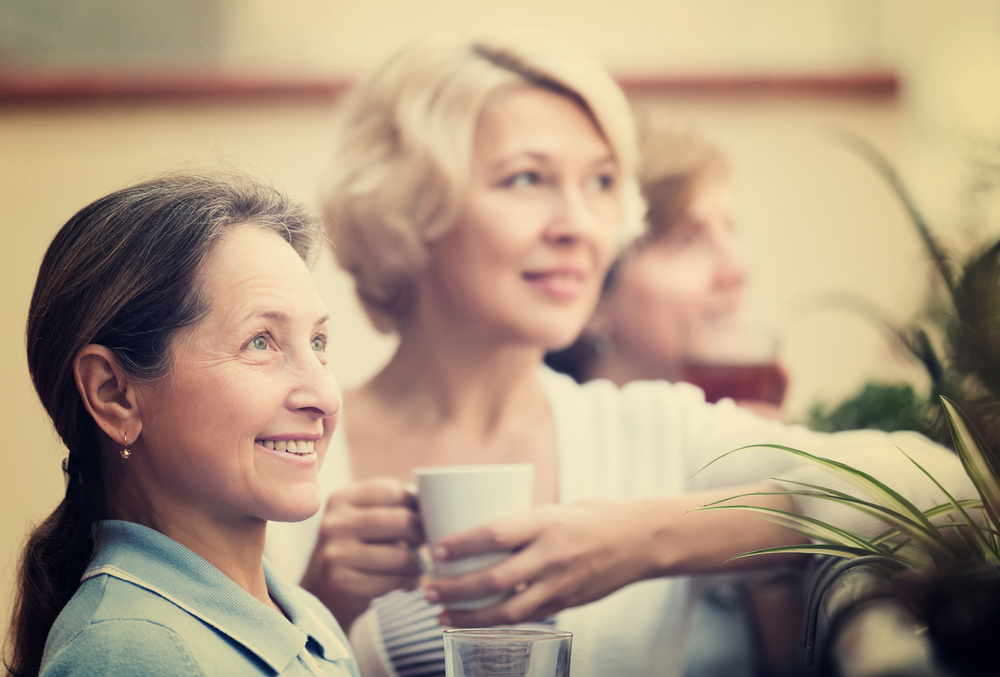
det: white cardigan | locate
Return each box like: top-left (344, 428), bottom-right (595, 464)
top-left (266, 368), bottom-right (974, 677)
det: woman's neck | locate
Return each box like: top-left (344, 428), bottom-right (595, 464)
top-left (108, 485), bottom-right (277, 613)
top-left (344, 312), bottom-right (560, 505)
top-left (366, 323), bottom-right (546, 436)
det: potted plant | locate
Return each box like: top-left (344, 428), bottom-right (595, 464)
top-left (700, 394), bottom-right (1000, 676)
top-left (700, 137), bottom-right (1000, 676)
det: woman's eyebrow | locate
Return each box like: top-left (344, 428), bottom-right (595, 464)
top-left (242, 310), bottom-right (331, 327)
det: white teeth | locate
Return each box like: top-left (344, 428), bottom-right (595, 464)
top-left (257, 439), bottom-right (315, 455)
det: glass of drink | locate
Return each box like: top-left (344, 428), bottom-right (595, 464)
top-left (443, 629), bottom-right (572, 677)
top-left (680, 320), bottom-right (788, 407)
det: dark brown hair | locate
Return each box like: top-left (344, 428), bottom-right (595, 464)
top-left (5, 172), bottom-right (319, 677)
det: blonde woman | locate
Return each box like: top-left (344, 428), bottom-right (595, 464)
top-left (266, 32), bottom-right (971, 677)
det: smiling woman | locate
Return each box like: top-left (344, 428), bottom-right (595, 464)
top-left (7, 173), bottom-right (356, 677)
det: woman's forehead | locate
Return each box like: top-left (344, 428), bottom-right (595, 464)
top-left (473, 86), bottom-right (612, 162)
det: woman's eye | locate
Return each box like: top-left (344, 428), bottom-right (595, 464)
top-left (588, 174), bottom-right (615, 192)
top-left (504, 171), bottom-right (541, 188)
top-left (311, 336), bottom-right (327, 352)
top-left (665, 227), bottom-right (698, 249)
top-left (250, 336), bottom-right (270, 351)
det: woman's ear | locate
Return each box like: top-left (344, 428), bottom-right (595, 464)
top-left (74, 345), bottom-right (141, 447)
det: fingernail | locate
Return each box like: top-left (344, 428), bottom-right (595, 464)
top-left (424, 588), bottom-right (440, 604)
top-left (433, 545), bottom-right (448, 561)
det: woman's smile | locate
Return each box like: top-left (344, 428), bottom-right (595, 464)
top-left (256, 438), bottom-right (320, 456)
top-left (522, 266), bottom-right (588, 302)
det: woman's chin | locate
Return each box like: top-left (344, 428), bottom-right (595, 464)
top-left (263, 491), bottom-right (322, 524)
top-left (540, 327), bottom-right (589, 352)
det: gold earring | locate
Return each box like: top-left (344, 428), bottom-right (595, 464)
top-left (121, 433), bottom-right (131, 459)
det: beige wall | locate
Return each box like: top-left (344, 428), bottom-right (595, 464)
top-left (4, 0), bottom-right (1000, 645)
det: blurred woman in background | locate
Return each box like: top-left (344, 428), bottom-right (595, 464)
top-left (265, 31), bottom-right (971, 677)
top-left (546, 125), bottom-right (787, 418)
top-left (7, 173), bottom-right (353, 676)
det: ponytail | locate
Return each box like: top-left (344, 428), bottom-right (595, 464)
top-left (7, 481), bottom-right (105, 676)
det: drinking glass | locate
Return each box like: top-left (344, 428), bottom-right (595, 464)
top-left (680, 321), bottom-right (787, 407)
top-left (443, 629), bottom-right (572, 677)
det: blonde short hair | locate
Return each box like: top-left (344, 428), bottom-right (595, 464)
top-left (637, 121), bottom-right (729, 242)
top-left (322, 31), bottom-right (643, 333)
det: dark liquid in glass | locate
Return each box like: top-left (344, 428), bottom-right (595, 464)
top-left (681, 361), bottom-right (788, 406)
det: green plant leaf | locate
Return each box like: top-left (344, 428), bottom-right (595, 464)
top-left (698, 444), bottom-right (940, 532)
top-left (694, 503), bottom-right (885, 553)
top-left (897, 447), bottom-right (999, 562)
top-left (881, 542), bottom-right (936, 568)
top-left (940, 396), bottom-right (1000, 531)
top-left (701, 481), bottom-right (955, 563)
top-left (792, 492), bottom-right (953, 561)
top-left (871, 499), bottom-right (984, 545)
top-left (726, 543), bottom-right (890, 562)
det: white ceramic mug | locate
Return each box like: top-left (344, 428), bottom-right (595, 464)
top-left (413, 463), bottom-right (534, 610)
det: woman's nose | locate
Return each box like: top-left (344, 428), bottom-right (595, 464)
top-left (545, 186), bottom-right (603, 244)
top-left (714, 231), bottom-right (748, 291)
top-left (286, 352), bottom-right (341, 419)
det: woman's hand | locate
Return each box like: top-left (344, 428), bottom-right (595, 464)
top-left (299, 478), bottom-right (424, 629)
top-left (424, 500), bottom-right (657, 626)
top-left (423, 485), bottom-right (809, 627)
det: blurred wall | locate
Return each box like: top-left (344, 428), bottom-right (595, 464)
top-left (4, 0), bottom-right (1000, 645)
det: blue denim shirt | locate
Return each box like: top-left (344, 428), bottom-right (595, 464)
top-left (41, 520), bottom-right (358, 676)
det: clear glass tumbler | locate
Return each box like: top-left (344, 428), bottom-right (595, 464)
top-left (443, 629), bottom-right (573, 677)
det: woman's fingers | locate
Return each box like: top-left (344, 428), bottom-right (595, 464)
top-left (426, 547), bottom-right (540, 604)
top-left (321, 504), bottom-right (424, 544)
top-left (424, 501), bottom-right (655, 626)
top-left (336, 477), bottom-right (419, 510)
top-left (326, 539), bottom-right (424, 576)
top-left (321, 478), bottom-right (424, 545)
top-left (329, 565), bottom-right (422, 599)
top-left (438, 579), bottom-right (559, 627)
top-left (432, 509), bottom-right (547, 561)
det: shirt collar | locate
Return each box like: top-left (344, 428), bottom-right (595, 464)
top-left (84, 520), bottom-right (351, 672)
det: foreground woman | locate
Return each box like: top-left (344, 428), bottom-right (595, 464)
top-left (265, 33), bottom-right (972, 677)
top-left (7, 174), bottom-right (356, 676)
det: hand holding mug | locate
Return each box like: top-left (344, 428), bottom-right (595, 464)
top-left (299, 477), bottom-right (424, 628)
top-left (413, 463), bottom-right (534, 610)
top-left (425, 500), bottom-right (657, 627)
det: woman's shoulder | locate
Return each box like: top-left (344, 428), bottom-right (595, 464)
top-left (537, 367), bottom-right (719, 499)
top-left (538, 365), bottom-right (712, 427)
top-left (42, 576), bottom-right (205, 676)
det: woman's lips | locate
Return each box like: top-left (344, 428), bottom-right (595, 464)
top-left (523, 269), bottom-right (586, 302)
